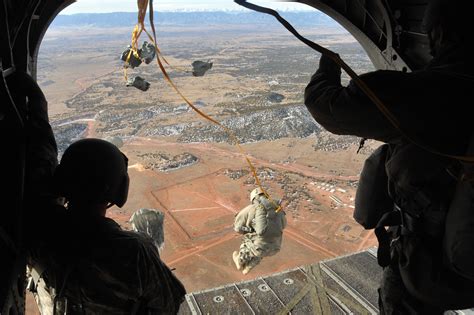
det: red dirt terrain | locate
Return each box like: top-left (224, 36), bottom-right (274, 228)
top-left (106, 137), bottom-right (378, 293)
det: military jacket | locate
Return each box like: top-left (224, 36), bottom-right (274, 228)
top-left (29, 208), bottom-right (185, 314)
top-left (234, 197), bottom-right (287, 254)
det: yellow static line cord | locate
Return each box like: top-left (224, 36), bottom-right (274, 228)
top-left (125, 0), bottom-right (282, 212)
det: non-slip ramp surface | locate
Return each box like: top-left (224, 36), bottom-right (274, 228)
top-left (178, 249), bottom-right (381, 314)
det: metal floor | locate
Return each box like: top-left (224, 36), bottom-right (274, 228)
top-left (178, 248), bottom-right (381, 314)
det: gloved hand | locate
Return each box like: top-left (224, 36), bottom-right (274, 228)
top-left (240, 226), bottom-right (252, 233)
top-left (318, 54), bottom-right (342, 76)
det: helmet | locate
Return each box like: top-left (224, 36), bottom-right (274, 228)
top-left (422, 0), bottom-right (442, 34)
top-left (250, 187), bottom-right (264, 203)
top-left (54, 138), bottom-right (129, 207)
top-left (421, 0), bottom-right (474, 56)
top-left (422, 0), bottom-right (474, 40)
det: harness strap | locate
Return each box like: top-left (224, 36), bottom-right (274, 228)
top-left (374, 200), bottom-right (447, 268)
top-left (374, 209), bottom-right (402, 267)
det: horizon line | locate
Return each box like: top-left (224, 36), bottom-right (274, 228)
top-left (59, 8), bottom-right (317, 16)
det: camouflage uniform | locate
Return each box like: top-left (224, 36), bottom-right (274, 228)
top-left (16, 71), bottom-right (185, 314)
top-left (233, 195), bottom-right (287, 273)
top-left (29, 206), bottom-right (186, 314)
top-left (305, 43), bottom-right (474, 312)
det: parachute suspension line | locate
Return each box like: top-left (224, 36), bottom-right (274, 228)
top-left (146, 0), bottom-right (189, 73)
top-left (126, 0), bottom-right (282, 212)
top-left (234, 0), bottom-right (474, 163)
top-left (123, 0), bottom-right (190, 81)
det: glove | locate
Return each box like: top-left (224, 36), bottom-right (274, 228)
top-left (318, 54), bottom-right (342, 76)
top-left (240, 226), bottom-right (252, 233)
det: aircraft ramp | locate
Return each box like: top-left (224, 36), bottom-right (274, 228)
top-left (178, 248), bottom-right (381, 314)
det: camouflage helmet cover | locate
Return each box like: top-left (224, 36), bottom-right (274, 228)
top-left (250, 187), bottom-right (264, 202)
top-left (54, 138), bottom-right (130, 207)
top-left (422, 0), bottom-right (474, 40)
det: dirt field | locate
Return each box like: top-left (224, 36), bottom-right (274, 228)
top-left (105, 137), bottom-right (378, 293)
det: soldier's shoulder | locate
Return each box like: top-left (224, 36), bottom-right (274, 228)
top-left (243, 204), bottom-right (256, 210)
top-left (90, 219), bottom-right (157, 257)
top-left (112, 226), bottom-right (156, 247)
top-left (98, 231), bottom-right (159, 269)
top-left (258, 198), bottom-right (280, 211)
top-left (238, 204), bottom-right (256, 215)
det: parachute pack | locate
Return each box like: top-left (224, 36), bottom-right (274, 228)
top-left (443, 138), bottom-right (474, 281)
top-left (353, 136), bottom-right (474, 308)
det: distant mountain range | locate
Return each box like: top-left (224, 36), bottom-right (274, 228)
top-left (52, 11), bottom-right (337, 28)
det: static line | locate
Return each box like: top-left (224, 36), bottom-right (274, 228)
top-left (170, 206), bottom-right (221, 212)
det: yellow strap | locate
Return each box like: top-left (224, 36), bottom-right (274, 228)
top-left (305, 265), bottom-right (370, 314)
top-left (308, 265), bottom-right (331, 313)
top-left (235, 0), bottom-right (474, 163)
top-left (125, 0), bottom-right (282, 212)
top-left (277, 283), bottom-right (312, 315)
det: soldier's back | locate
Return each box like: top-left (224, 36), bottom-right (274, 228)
top-left (29, 206), bottom-right (185, 314)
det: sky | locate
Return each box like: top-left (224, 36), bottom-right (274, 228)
top-left (61, 0), bottom-right (313, 14)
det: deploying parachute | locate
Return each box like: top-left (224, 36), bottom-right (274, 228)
top-left (120, 0), bottom-right (282, 213)
top-left (130, 208), bottom-right (165, 252)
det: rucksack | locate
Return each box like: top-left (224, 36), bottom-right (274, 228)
top-left (354, 138), bottom-right (474, 308)
top-left (443, 138), bottom-right (474, 281)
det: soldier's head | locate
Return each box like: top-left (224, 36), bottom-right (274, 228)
top-left (54, 138), bottom-right (130, 213)
top-left (423, 0), bottom-right (474, 56)
top-left (250, 187), bottom-right (265, 204)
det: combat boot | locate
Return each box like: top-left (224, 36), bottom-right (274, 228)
top-left (232, 251), bottom-right (242, 270)
top-left (242, 257), bottom-right (261, 275)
